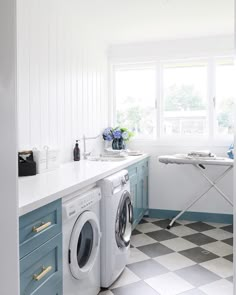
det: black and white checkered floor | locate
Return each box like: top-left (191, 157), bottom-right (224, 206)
top-left (100, 218), bottom-right (233, 295)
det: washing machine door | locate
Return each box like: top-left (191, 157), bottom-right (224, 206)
top-left (69, 211), bottom-right (101, 279)
top-left (115, 190), bottom-right (133, 248)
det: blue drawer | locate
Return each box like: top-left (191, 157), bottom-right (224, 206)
top-left (20, 233), bottom-right (62, 295)
top-left (19, 200), bottom-right (62, 259)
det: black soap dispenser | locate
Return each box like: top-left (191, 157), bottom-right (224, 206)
top-left (73, 140), bottom-right (80, 161)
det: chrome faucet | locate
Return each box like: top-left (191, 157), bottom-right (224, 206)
top-left (82, 134), bottom-right (100, 159)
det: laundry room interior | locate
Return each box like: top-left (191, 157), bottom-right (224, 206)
top-left (0, 0), bottom-right (235, 295)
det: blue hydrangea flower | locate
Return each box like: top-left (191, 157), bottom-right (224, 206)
top-left (105, 134), bottom-right (113, 141)
top-left (122, 131), bottom-right (129, 140)
top-left (113, 129), bottom-right (122, 139)
top-left (227, 143), bottom-right (234, 159)
top-left (103, 127), bottom-right (113, 141)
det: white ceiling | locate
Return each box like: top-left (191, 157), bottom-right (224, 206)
top-left (74, 0), bottom-right (234, 44)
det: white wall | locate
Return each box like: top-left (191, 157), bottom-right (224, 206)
top-left (109, 35), bottom-right (234, 62)
top-left (17, 0), bottom-right (108, 162)
top-left (111, 36), bottom-right (234, 215)
top-left (0, 0), bottom-right (19, 293)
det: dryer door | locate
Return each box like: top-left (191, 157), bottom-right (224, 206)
top-left (115, 190), bottom-right (133, 248)
top-left (69, 211), bottom-right (101, 279)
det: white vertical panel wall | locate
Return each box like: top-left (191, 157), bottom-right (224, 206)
top-left (17, 0), bottom-right (108, 162)
top-left (0, 0), bottom-right (19, 294)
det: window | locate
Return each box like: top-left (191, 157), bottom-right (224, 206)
top-left (114, 66), bottom-right (156, 138)
top-left (163, 62), bottom-right (208, 136)
top-left (215, 60), bottom-right (235, 135)
top-left (112, 57), bottom-right (235, 141)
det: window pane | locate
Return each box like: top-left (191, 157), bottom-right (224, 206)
top-left (215, 61), bottom-right (235, 135)
top-left (115, 67), bottom-right (156, 138)
top-left (163, 63), bottom-right (208, 136)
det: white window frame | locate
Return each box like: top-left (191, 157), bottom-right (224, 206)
top-left (110, 56), bottom-right (234, 146)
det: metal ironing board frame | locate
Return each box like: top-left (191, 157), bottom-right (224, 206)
top-left (158, 155), bottom-right (233, 229)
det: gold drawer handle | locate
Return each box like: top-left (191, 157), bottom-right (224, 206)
top-left (33, 266), bottom-right (52, 281)
top-left (32, 221), bottom-right (52, 233)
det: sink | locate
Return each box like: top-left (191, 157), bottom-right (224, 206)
top-left (87, 155), bottom-right (127, 162)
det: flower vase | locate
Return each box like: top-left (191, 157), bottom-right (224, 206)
top-left (112, 138), bottom-right (125, 150)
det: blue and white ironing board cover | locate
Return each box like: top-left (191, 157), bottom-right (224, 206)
top-left (159, 154), bottom-right (234, 166)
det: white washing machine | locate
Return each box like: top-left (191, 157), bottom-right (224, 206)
top-left (63, 186), bottom-right (101, 295)
top-left (98, 170), bottom-right (133, 288)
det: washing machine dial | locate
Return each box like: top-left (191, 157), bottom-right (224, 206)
top-left (121, 176), bottom-right (126, 185)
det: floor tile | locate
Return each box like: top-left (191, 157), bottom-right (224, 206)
top-left (146, 229), bottom-right (177, 241)
top-left (175, 265), bottom-right (220, 287)
top-left (110, 267), bottom-right (140, 289)
top-left (154, 219), bottom-right (181, 229)
top-left (180, 247), bottom-right (218, 263)
top-left (222, 238), bottom-right (233, 246)
top-left (169, 225), bottom-right (198, 237)
top-left (203, 228), bottom-right (233, 240)
top-left (99, 290), bottom-right (114, 295)
top-left (111, 219), bottom-right (234, 295)
top-left (128, 247), bottom-right (149, 265)
top-left (154, 252), bottom-right (196, 271)
top-left (179, 289), bottom-right (206, 295)
top-left (127, 259), bottom-right (168, 280)
top-left (143, 217), bottom-right (163, 223)
top-left (183, 233), bottom-right (216, 246)
top-left (177, 220), bottom-right (196, 225)
top-left (200, 258), bottom-right (233, 278)
top-left (199, 279), bottom-right (233, 295)
top-left (132, 229), bottom-right (141, 236)
top-left (136, 223), bottom-right (162, 233)
top-left (205, 222), bottom-right (230, 228)
top-left (186, 222), bottom-right (214, 232)
top-left (145, 272), bottom-right (194, 295)
top-left (224, 254), bottom-right (233, 262)
top-left (138, 242), bottom-right (173, 258)
top-left (112, 280), bottom-right (160, 295)
top-left (161, 237), bottom-right (196, 252)
top-left (201, 241), bottom-right (233, 257)
top-left (221, 225), bottom-right (233, 233)
top-left (131, 234), bottom-right (156, 247)
top-left (139, 219), bottom-right (148, 224)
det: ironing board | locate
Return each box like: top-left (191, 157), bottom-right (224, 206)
top-left (158, 154), bottom-right (234, 229)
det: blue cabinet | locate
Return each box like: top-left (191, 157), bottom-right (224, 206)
top-left (128, 158), bottom-right (149, 229)
top-left (19, 200), bottom-right (62, 295)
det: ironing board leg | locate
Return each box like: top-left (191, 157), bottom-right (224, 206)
top-left (167, 184), bottom-right (214, 229)
top-left (196, 165), bottom-right (233, 206)
top-left (167, 165), bottom-right (233, 229)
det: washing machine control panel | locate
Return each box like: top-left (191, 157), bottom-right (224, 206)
top-left (122, 174), bottom-right (129, 184)
top-left (63, 187), bottom-right (101, 219)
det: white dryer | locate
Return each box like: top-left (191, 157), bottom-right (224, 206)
top-left (63, 186), bottom-right (101, 295)
top-left (98, 170), bottom-right (133, 288)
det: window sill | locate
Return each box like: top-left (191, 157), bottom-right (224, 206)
top-left (129, 136), bottom-right (233, 148)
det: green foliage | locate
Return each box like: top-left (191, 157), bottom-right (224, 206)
top-left (164, 85), bottom-right (205, 111)
top-left (217, 96), bottom-right (234, 130)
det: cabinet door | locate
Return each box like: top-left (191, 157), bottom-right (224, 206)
top-left (140, 160), bottom-right (149, 213)
top-left (136, 162), bottom-right (144, 222)
top-left (143, 162), bottom-right (149, 213)
top-left (128, 158), bottom-right (149, 229)
top-left (129, 172), bottom-right (139, 228)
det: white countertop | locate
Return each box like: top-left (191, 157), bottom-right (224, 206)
top-left (18, 154), bottom-right (149, 216)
